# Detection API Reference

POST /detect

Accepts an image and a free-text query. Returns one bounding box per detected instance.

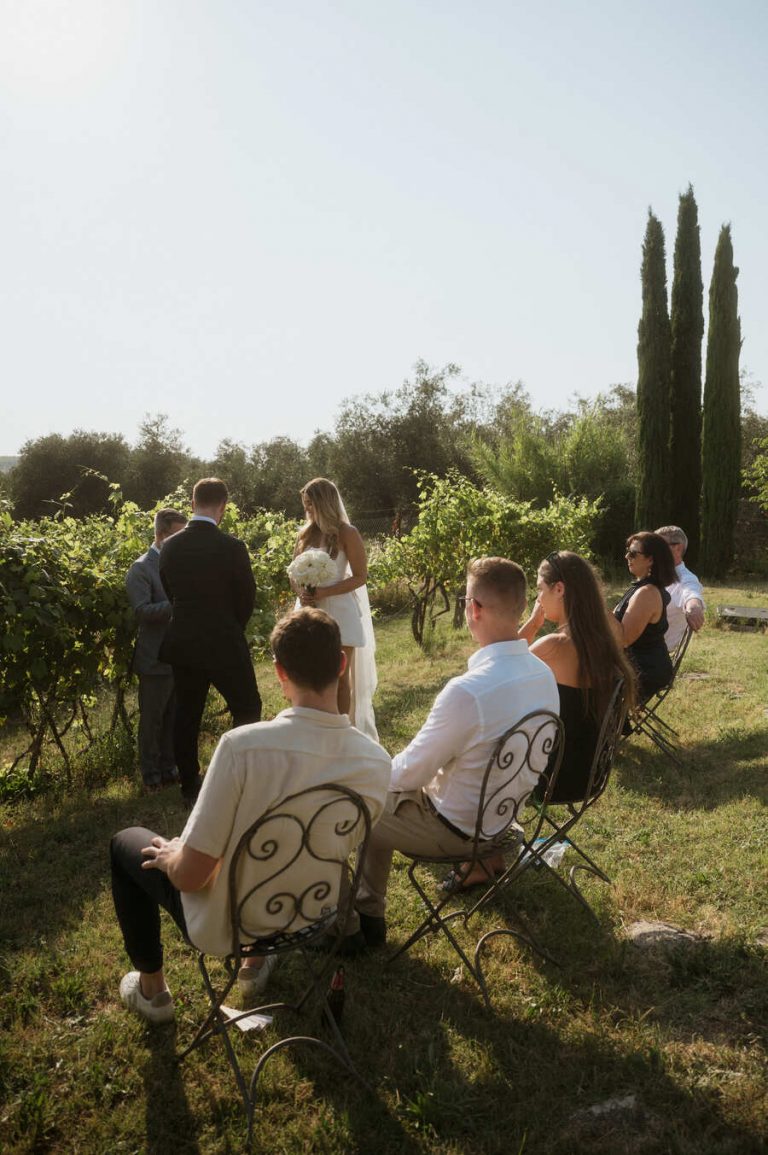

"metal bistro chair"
[623,625,693,765]
[481,677,629,925]
[387,711,564,1008]
[177,783,372,1150]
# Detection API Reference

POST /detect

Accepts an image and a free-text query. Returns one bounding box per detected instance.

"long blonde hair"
[297,477,346,558]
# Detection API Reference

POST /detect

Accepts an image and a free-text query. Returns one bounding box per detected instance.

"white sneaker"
[119,971,175,1024]
[237,954,278,998]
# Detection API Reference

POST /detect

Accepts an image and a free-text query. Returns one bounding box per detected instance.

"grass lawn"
[1,582,767,1154]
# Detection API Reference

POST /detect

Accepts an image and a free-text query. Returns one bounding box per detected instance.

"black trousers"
[171,657,261,800]
[110,826,189,974]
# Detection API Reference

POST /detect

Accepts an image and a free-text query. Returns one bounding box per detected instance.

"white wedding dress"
[293,537,378,741]
[314,549,366,647]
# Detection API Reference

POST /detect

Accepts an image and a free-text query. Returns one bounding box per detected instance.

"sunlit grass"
[1,595,766,1153]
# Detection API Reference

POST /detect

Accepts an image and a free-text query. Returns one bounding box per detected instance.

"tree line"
[636,186,745,576]
[5,207,768,576]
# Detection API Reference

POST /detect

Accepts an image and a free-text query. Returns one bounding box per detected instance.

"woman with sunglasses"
[613,531,676,702]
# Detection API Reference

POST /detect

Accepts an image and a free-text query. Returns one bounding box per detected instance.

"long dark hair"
[626,531,677,589]
[540,551,637,718]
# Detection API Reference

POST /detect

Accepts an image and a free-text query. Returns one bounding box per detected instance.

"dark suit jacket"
[125,546,173,676]
[158,520,256,669]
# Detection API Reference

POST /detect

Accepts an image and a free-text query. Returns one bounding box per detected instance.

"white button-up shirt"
[665,562,705,651]
[390,640,559,836]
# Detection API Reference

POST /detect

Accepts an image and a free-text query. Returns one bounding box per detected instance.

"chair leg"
[180,948,372,1150]
[636,716,684,765]
[532,817,612,922]
[388,861,560,1008]
[386,865,498,1004]
[464,858,565,968]
[246,1034,370,1151]
[177,956,253,1122]
[474,923,559,998]
[177,954,239,1060]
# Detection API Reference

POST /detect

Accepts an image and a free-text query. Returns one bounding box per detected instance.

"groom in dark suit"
[126,508,188,791]
[159,477,262,805]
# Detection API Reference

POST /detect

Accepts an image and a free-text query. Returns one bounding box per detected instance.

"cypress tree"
[669,185,704,563]
[700,224,741,577]
[635,210,672,529]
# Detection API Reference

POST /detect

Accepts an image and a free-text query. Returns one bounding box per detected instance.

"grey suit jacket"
[125,546,173,676]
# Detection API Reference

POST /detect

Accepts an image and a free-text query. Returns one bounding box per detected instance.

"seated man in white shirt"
[349,556,559,950]
[655,526,705,651]
[110,607,391,1024]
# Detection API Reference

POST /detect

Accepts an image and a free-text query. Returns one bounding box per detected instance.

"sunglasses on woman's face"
[625,548,644,559]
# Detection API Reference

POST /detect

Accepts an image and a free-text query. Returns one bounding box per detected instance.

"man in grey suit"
[126,508,188,791]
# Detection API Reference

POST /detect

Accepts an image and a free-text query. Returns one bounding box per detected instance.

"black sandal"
[439,865,501,894]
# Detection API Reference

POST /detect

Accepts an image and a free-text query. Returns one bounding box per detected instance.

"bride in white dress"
[292,478,378,739]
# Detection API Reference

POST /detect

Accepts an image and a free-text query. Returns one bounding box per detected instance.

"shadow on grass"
[144,1024,201,1155]
[334,948,767,1155]
[0,785,189,946]
[456,866,768,1051]
[615,725,768,809]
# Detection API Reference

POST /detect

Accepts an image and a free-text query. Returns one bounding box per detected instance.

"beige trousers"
[352,789,474,922]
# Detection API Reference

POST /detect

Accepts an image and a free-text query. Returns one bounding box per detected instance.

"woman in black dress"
[613,531,677,702]
[522,550,637,802]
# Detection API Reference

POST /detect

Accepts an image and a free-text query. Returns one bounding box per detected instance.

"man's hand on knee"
[141,835,220,892]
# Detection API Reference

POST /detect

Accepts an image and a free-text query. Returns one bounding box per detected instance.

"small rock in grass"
[560,1093,665,1152]
[573,1093,641,1120]
[625,920,702,949]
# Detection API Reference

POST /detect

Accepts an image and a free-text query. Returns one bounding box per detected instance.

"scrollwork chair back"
[229,783,371,955]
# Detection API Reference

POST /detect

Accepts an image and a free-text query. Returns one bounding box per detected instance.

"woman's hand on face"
[531,597,546,628]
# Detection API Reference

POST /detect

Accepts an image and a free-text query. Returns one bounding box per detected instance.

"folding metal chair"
[486,677,629,924]
[386,710,564,1008]
[623,625,693,765]
[177,783,372,1150]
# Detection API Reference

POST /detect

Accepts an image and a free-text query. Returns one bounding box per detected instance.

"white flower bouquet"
[287,548,336,593]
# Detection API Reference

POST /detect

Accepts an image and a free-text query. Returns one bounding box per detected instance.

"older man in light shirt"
[656,526,705,651]
[347,556,558,950]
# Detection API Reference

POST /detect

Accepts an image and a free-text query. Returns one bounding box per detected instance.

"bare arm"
[609,614,625,647]
[530,632,581,687]
[617,585,663,647]
[684,598,705,631]
[310,525,368,602]
[519,598,546,645]
[141,835,221,893]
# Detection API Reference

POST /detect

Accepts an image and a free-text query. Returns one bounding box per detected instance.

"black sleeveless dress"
[614,578,673,701]
[534,684,602,804]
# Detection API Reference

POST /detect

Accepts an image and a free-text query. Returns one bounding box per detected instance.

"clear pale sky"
[1,0,766,458]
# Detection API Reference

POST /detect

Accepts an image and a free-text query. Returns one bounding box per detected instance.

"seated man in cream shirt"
[656,525,705,651]
[349,556,559,950]
[110,608,391,1024]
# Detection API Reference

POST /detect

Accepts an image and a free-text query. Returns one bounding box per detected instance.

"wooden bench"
[716,604,768,632]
